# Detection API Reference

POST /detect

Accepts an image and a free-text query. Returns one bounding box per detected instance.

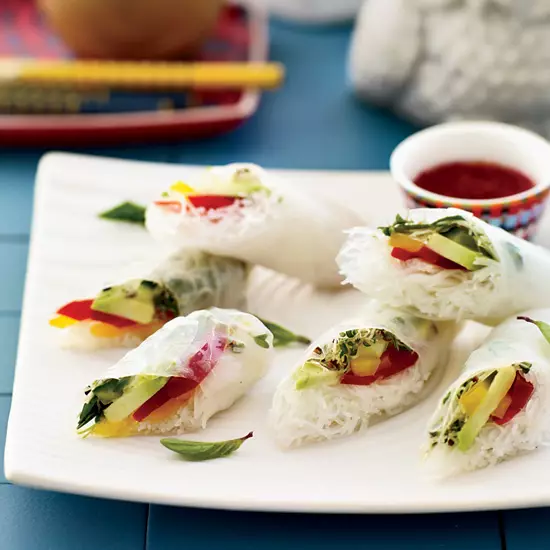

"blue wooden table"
[0,19,543,550]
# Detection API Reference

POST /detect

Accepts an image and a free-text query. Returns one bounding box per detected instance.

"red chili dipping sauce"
[414,161,535,200]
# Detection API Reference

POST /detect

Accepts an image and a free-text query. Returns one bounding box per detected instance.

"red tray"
[0,1,268,146]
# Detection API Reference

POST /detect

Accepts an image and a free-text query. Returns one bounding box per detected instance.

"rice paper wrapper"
[82,309,274,435]
[105,308,273,381]
[59,250,249,351]
[270,301,456,448]
[338,207,550,322]
[146,163,365,288]
[426,308,550,475]
[148,249,249,314]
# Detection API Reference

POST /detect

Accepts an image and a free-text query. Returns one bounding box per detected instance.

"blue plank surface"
[147,506,502,550]
[0,153,36,236]
[0,485,147,550]
[0,396,10,483]
[503,508,550,550]
[0,243,28,312]
[0,316,20,394]
[164,22,418,169]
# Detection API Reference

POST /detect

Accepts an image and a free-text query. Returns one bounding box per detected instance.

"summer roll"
[146,163,364,288]
[50,249,248,350]
[77,308,273,437]
[338,207,550,322]
[426,310,550,475]
[270,302,455,448]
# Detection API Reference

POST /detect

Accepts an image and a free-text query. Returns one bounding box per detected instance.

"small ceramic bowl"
[390,121,550,239]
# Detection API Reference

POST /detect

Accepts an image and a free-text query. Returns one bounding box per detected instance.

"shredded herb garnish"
[304,327,413,377]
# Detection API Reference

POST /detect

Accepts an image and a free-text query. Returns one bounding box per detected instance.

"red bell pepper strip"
[56,299,138,328]
[132,377,199,422]
[340,346,419,386]
[186,195,238,211]
[391,246,467,270]
[154,200,182,213]
[132,333,228,421]
[57,299,95,321]
[491,373,534,425]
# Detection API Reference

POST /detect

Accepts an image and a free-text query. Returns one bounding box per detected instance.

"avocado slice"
[293,361,340,390]
[456,367,516,452]
[426,233,483,271]
[91,279,162,324]
[350,340,388,376]
[203,167,266,197]
[103,376,168,423]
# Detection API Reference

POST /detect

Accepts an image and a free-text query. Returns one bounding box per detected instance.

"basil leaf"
[518,316,550,345]
[99,201,146,225]
[77,396,104,430]
[256,318,311,348]
[505,242,524,270]
[160,432,253,461]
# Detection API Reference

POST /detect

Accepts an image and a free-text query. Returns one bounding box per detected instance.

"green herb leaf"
[77,377,132,430]
[256,318,311,348]
[77,396,103,430]
[518,316,550,345]
[160,432,253,461]
[99,201,146,225]
[253,334,270,349]
[505,243,524,270]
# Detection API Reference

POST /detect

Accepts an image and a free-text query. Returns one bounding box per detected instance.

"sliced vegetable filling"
[380,214,498,271]
[293,327,422,390]
[50,280,179,337]
[78,333,229,435]
[154,167,270,214]
[429,363,534,452]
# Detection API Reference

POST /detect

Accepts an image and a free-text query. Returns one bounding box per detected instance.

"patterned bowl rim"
[404,187,550,210]
[390,121,550,208]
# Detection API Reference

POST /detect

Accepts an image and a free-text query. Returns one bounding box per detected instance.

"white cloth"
[349,0,550,136]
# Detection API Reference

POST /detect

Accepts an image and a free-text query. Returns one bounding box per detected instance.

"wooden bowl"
[38,0,224,60]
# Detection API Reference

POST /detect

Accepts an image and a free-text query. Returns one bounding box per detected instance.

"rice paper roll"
[146,163,364,288]
[50,249,248,350]
[77,308,273,437]
[426,310,550,475]
[270,302,456,448]
[337,207,550,322]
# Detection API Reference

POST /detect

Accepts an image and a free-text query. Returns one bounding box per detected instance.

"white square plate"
[6,152,550,514]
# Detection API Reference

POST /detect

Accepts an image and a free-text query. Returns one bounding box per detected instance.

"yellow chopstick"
[0,59,285,90]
